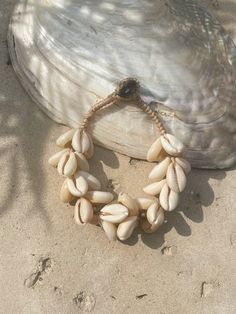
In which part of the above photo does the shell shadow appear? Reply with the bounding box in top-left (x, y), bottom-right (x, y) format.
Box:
top-left (89, 145), bottom-right (119, 200)
top-left (0, 0), bottom-right (55, 225)
top-left (122, 168), bottom-right (226, 249)
top-left (89, 136), bottom-right (227, 249)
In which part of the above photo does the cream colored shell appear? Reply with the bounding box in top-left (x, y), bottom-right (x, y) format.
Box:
top-left (8, 0), bottom-right (236, 168)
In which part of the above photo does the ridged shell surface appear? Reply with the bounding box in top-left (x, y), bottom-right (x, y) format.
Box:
top-left (8, 0), bottom-right (236, 168)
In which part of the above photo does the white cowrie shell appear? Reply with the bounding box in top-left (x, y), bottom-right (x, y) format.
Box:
top-left (161, 133), bottom-right (184, 156)
top-left (159, 183), bottom-right (179, 211)
top-left (149, 157), bottom-right (171, 181)
top-left (74, 198), bottom-right (93, 225)
top-left (166, 134), bottom-right (184, 152)
top-left (135, 197), bottom-right (157, 210)
top-left (141, 208), bottom-right (164, 233)
top-left (72, 129), bottom-right (82, 152)
top-left (166, 163), bottom-right (180, 193)
top-left (75, 152), bottom-right (90, 172)
top-left (75, 175), bottom-right (89, 194)
top-left (159, 183), bottom-right (169, 211)
top-left (80, 198), bottom-right (93, 223)
top-left (146, 202), bottom-right (160, 224)
top-left (67, 176), bottom-right (88, 197)
top-left (118, 192), bottom-right (139, 216)
top-left (175, 163), bottom-right (187, 192)
top-left (168, 190), bottom-right (179, 211)
top-left (81, 131), bottom-right (91, 153)
top-left (117, 216), bottom-right (138, 241)
top-left (101, 221), bottom-right (117, 241)
top-left (85, 191), bottom-right (114, 204)
top-left (74, 200), bottom-right (82, 225)
top-left (166, 162), bottom-right (187, 193)
top-left (161, 136), bottom-right (177, 156)
top-left (143, 179), bottom-right (166, 196)
top-left (175, 157), bottom-right (191, 175)
top-left (152, 207), bottom-right (165, 227)
top-left (147, 137), bottom-right (163, 162)
top-left (72, 129), bottom-right (91, 154)
top-left (60, 180), bottom-right (74, 203)
top-left (72, 130), bottom-right (91, 153)
top-left (48, 148), bottom-right (70, 167)
top-left (63, 152), bottom-right (78, 177)
top-left (56, 128), bottom-right (76, 147)
top-left (57, 151), bottom-right (70, 175)
top-left (84, 133), bottom-right (94, 159)
top-left (77, 171), bottom-right (101, 190)
top-left (100, 204), bottom-right (128, 224)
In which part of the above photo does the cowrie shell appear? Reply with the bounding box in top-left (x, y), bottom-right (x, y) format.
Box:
top-left (168, 189), bottom-right (179, 211)
top-left (147, 137), bottom-right (163, 162)
top-left (72, 129), bottom-right (82, 152)
top-left (85, 191), bottom-right (114, 204)
top-left (76, 171), bottom-right (101, 190)
top-left (67, 176), bottom-right (88, 197)
top-left (135, 197), bottom-right (157, 210)
top-left (166, 162), bottom-right (187, 193)
top-left (56, 128), bottom-right (76, 147)
top-left (118, 192), bottom-right (139, 216)
top-left (72, 130), bottom-right (91, 153)
top-left (146, 202), bottom-right (160, 224)
top-left (141, 207), bottom-right (164, 233)
top-left (160, 133), bottom-right (184, 156)
top-left (143, 179), bottom-right (166, 196)
top-left (60, 180), bottom-right (74, 203)
top-left (74, 198), bottom-right (93, 225)
top-left (101, 221), bottom-right (117, 241)
top-left (81, 131), bottom-right (91, 153)
top-left (159, 183), bottom-right (169, 210)
top-left (117, 216), bottom-right (138, 241)
top-left (84, 132), bottom-right (94, 159)
top-left (75, 152), bottom-right (90, 172)
top-left (149, 157), bottom-right (171, 181)
top-left (153, 207), bottom-right (164, 227)
top-left (159, 183), bottom-right (179, 211)
top-left (166, 134), bottom-right (184, 151)
top-left (63, 152), bottom-right (78, 177)
top-left (175, 157), bottom-right (191, 175)
top-left (48, 148), bottom-right (70, 167)
top-left (166, 163), bottom-right (179, 192)
top-left (175, 163), bottom-right (187, 192)
top-left (100, 204), bottom-right (128, 224)
top-left (57, 151), bottom-right (70, 175)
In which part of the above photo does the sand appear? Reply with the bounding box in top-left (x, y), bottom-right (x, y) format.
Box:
top-left (0, 1), bottom-right (236, 313)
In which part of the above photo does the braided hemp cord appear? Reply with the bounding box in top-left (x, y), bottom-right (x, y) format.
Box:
top-left (79, 93), bottom-right (116, 131)
top-left (79, 78), bottom-right (166, 136)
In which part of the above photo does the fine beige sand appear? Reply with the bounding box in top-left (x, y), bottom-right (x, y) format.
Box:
top-left (1, 1), bottom-right (236, 313)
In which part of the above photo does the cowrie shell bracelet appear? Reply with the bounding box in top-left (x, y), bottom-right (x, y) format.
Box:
top-left (49, 78), bottom-right (191, 242)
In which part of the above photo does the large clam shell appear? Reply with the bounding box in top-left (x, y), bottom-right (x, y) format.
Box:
top-left (8, 0), bottom-right (236, 168)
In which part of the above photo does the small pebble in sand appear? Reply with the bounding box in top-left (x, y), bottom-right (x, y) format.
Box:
top-left (201, 282), bottom-right (214, 297)
top-left (201, 281), bottom-right (219, 297)
top-left (161, 246), bottom-right (177, 256)
top-left (129, 158), bottom-right (140, 166)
